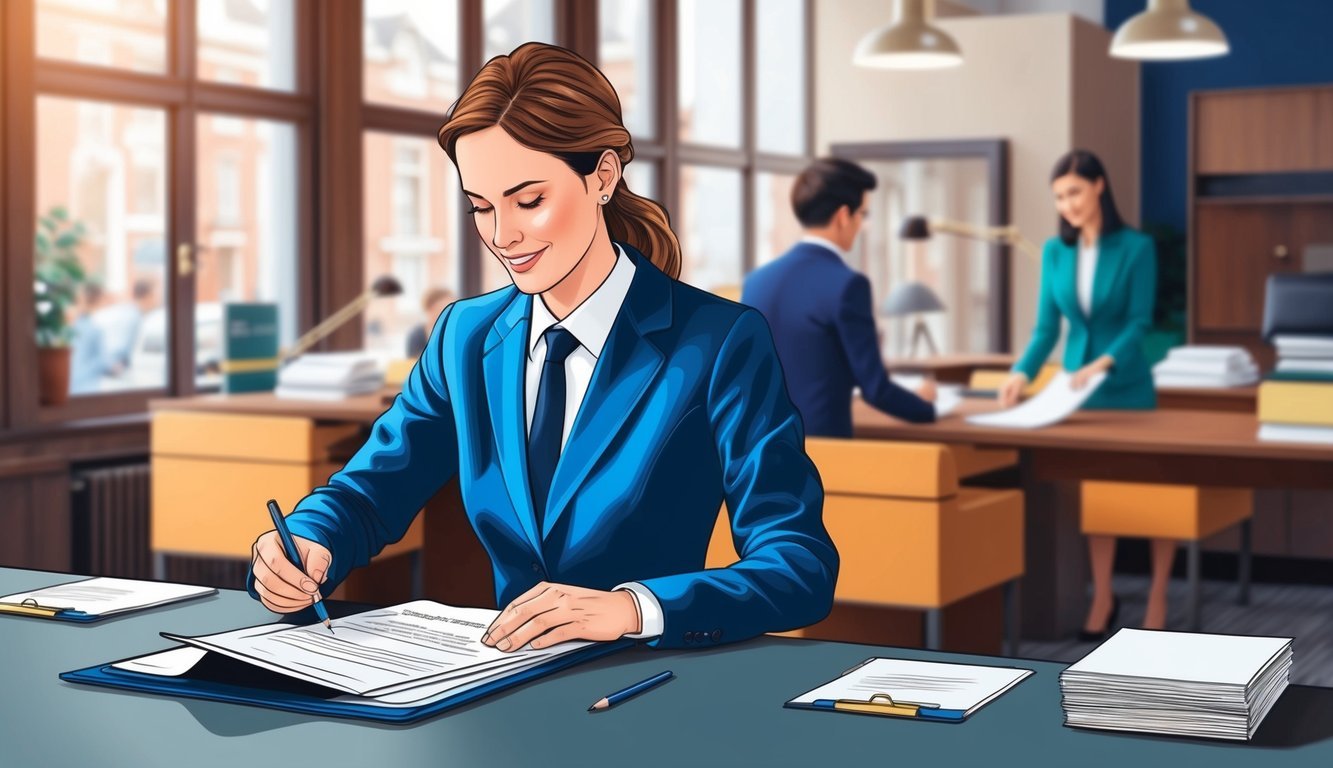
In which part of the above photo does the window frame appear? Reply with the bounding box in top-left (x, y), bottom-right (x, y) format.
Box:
top-left (2, 0), bottom-right (319, 428)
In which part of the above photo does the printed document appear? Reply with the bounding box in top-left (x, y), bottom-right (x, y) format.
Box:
top-left (161, 600), bottom-right (592, 698)
top-left (0, 577), bottom-right (215, 617)
top-left (789, 658), bottom-right (1033, 716)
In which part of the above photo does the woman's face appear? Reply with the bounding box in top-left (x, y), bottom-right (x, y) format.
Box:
top-left (455, 126), bottom-right (608, 295)
top-left (1051, 172), bottom-right (1105, 231)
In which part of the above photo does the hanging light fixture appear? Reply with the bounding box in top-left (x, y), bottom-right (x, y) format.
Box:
top-left (854, 0), bottom-right (963, 70)
top-left (1110, 0), bottom-right (1229, 61)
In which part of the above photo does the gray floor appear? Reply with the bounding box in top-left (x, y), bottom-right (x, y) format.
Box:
top-left (1019, 574), bottom-right (1333, 686)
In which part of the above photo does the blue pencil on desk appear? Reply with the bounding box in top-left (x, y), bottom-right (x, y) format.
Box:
top-left (265, 499), bottom-right (333, 634)
top-left (588, 670), bottom-right (674, 712)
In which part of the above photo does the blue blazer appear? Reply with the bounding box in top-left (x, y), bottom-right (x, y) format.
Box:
top-left (741, 242), bottom-right (935, 438)
top-left (263, 245), bottom-right (838, 649)
top-left (1013, 228), bottom-right (1157, 410)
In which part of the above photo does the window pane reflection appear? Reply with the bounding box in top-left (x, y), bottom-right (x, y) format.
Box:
top-left (364, 133), bottom-right (461, 358)
top-left (364, 0), bottom-right (461, 110)
top-left (678, 165), bottom-right (742, 292)
top-left (197, 0), bottom-right (297, 92)
top-left (196, 116), bottom-right (300, 388)
top-left (37, 0), bottom-right (167, 74)
top-left (37, 97), bottom-right (168, 397)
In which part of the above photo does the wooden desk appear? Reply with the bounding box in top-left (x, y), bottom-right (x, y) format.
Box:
top-left (1156, 385), bottom-right (1258, 413)
top-left (853, 399), bottom-right (1333, 639)
top-left (886, 353), bottom-right (1016, 384)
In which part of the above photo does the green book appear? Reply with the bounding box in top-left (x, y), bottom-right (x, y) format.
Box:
top-left (1265, 371), bottom-right (1333, 383)
top-left (222, 303), bottom-right (279, 393)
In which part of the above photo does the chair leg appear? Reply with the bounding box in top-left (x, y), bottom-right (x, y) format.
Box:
top-left (925, 609), bottom-right (942, 651)
top-left (1187, 541), bottom-right (1202, 632)
top-left (1003, 580), bottom-right (1021, 657)
top-left (153, 552), bottom-right (167, 581)
top-left (1238, 520), bottom-right (1252, 607)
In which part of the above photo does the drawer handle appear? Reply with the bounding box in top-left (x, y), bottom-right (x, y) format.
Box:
top-left (1274, 244), bottom-right (1290, 260)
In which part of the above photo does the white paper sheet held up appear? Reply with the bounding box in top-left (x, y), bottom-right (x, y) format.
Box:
top-left (788, 658), bottom-right (1033, 716)
top-left (0, 577), bottom-right (216, 617)
top-left (965, 370), bottom-right (1105, 429)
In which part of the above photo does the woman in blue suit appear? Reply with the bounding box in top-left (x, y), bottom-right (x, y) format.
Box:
top-left (999, 149), bottom-right (1162, 639)
top-left (249, 43), bottom-right (837, 652)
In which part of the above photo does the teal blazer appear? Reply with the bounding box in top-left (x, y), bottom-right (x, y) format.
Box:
top-left (1013, 228), bottom-right (1157, 410)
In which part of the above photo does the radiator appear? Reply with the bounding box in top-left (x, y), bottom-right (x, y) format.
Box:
top-left (73, 463), bottom-right (152, 580)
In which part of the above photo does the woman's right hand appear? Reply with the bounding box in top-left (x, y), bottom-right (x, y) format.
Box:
top-left (250, 530), bottom-right (332, 614)
top-left (997, 372), bottom-right (1030, 409)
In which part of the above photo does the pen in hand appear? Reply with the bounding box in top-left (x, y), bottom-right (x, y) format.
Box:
top-left (265, 499), bottom-right (334, 634)
top-left (588, 670), bottom-right (674, 712)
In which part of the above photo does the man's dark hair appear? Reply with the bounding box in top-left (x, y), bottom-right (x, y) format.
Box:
top-left (790, 158), bottom-right (877, 228)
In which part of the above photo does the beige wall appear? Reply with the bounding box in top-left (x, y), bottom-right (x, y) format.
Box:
top-left (816, 3), bottom-right (1139, 351)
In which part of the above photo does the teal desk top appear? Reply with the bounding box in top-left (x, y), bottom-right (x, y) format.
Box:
top-left (2, 567), bottom-right (1330, 767)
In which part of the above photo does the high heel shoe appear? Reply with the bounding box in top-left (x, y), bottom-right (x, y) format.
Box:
top-left (1076, 596), bottom-right (1120, 643)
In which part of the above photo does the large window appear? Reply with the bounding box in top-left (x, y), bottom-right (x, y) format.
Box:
top-left (8, 0), bottom-right (311, 425)
top-left (5, 0), bottom-right (811, 430)
top-left (665, 0), bottom-right (813, 292)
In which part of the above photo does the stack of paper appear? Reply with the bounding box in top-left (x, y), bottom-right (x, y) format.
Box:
top-left (275, 352), bottom-right (384, 400)
top-left (1258, 336), bottom-right (1333, 444)
top-left (1153, 346), bottom-right (1259, 388)
top-left (1060, 629), bottom-right (1293, 741)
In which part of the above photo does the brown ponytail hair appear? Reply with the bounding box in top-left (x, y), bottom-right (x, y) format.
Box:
top-left (438, 42), bottom-right (681, 279)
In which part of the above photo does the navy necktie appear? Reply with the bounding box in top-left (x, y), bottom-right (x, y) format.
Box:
top-left (529, 326), bottom-right (581, 534)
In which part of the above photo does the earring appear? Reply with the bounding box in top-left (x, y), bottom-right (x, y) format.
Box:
top-left (601, 195), bottom-right (610, 203)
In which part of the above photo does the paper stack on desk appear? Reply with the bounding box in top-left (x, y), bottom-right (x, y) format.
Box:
top-left (275, 352), bottom-right (384, 400)
top-left (1153, 345), bottom-right (1259, 388)
top-left (1059, 629), bottom-right (1292, 741)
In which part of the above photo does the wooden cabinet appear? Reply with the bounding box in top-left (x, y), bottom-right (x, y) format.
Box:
top-left (1195, 87), bottom-right (1333, 174)
top-left (1189, 85), bottom-right (1333, 369)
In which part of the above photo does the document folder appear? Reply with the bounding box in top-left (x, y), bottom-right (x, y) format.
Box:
top-left (61, 638), bottom-right (633, 724)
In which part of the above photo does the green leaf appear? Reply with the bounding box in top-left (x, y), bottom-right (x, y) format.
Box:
top-left (55, 232), bottom-right (80, 249)
top-left (51, 206), bottom-right (69, 221)
top-left (35, 232), bottom-right (51, 254)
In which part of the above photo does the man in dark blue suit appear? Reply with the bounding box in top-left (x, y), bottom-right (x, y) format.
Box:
top-left (743, 158), bottom-right (936, 437)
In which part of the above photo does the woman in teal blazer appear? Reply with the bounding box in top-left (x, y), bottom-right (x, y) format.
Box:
top-left (1000, 150), bottom-right (1166, 640)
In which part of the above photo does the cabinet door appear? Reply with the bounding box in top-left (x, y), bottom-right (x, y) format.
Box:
top-left (1194, 205), bottom-right (1296, 332)
top-left (1196, 88), bottom-right (1333, 174)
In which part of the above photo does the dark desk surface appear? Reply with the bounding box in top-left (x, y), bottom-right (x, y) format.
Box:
top-left (3, 568), bottom-right (1332, 767)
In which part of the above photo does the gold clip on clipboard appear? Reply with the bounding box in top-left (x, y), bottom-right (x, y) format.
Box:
top-left (0, 598), bottom-right (71, 618)
top-left (828, 694), bottom-right (927, 717)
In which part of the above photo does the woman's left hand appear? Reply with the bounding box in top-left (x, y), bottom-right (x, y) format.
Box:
top-left (1071, 356), bottom-right (1113, 390)
top-left (481, 582), bottom-right (641, 651)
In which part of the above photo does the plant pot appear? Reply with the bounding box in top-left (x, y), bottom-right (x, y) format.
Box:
top-left (38, 346), bottom-right (72, 406)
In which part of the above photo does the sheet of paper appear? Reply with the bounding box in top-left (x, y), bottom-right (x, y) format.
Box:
top-left (965, 370), bottom-right (1105, 429)
top-left (112, 647), bottom-right (209, 677)
top-left (163, 600), bottom-right (591, 698)
top-left (933, 385), bottom-right (963, 418)
top-left (888, 376), bottom-right (962, 418)
top-left (0, 577), bottom-right (215, 616)
top-left (1063, 629), bottom-right (1292, 686)
top-left (789, 658), bottom-right (1033, 715)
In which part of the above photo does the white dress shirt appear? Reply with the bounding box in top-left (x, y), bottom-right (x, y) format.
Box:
top-left (1077, 240), bottom-right (1098, 317)
top-left (523, 245), bottom-right (664, 639)
top-left (799, 234), bottom-right (849, 260)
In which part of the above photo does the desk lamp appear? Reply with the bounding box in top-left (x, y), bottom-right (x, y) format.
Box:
top-left (899, 216), bottom-right (1040, 262)
top-left (883, 282), bottom-right (945, 358)
top-left (282, 275), bottom-right (403, 363)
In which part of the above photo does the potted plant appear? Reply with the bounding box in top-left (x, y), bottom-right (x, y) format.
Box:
top-left (34, 206), bottom-right (88, 406)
